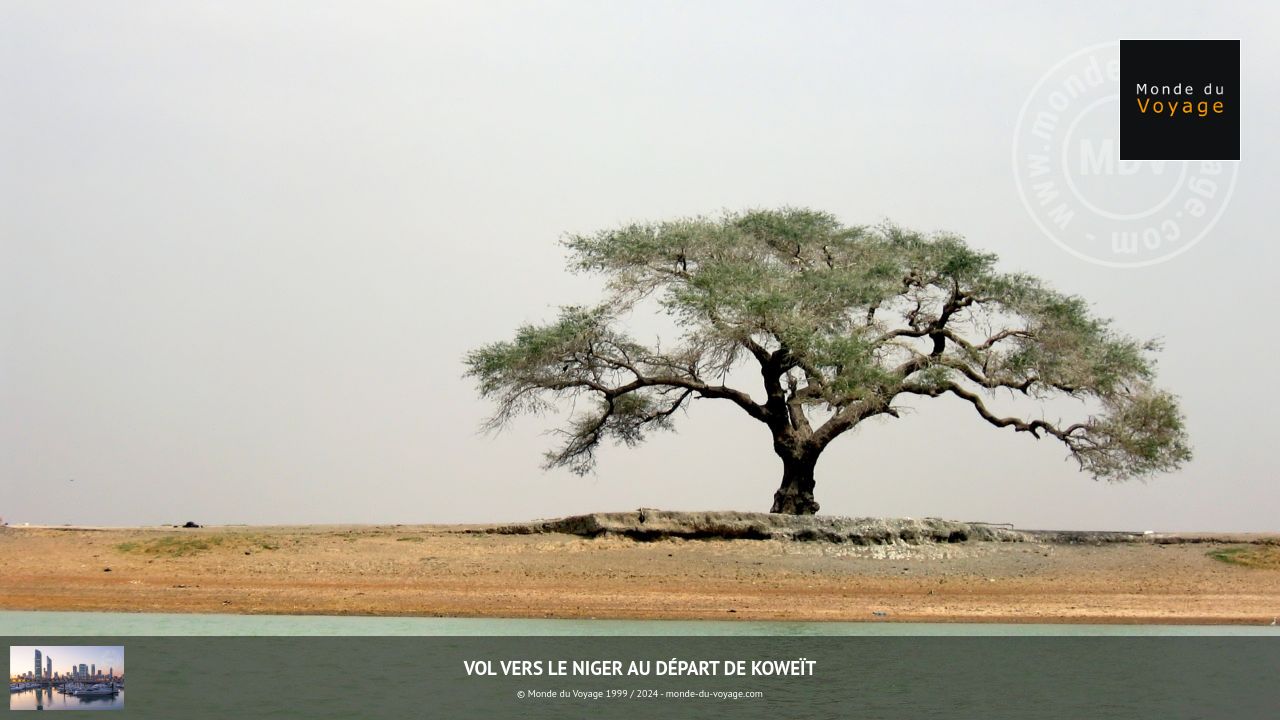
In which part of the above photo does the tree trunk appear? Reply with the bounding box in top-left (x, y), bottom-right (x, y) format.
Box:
top-left (770, 453), bottom-right (820, 515)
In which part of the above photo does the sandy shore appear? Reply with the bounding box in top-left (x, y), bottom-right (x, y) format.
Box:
top-left (1, 524), bottom-right (1278, 624)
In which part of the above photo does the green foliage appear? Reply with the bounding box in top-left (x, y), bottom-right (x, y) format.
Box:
top-left (114, 534), bottom-right (282, 557)
top-left (1207, 545), bottom-right (1280, 569)
top-left (543, 392), bottom-right (684, 475)
top-left (466, 208), bottom-right (1191, 484)
top-left (1073, 387), bottom-right (1192, 479)
top-left (115, 535), bottom-right (227, 557)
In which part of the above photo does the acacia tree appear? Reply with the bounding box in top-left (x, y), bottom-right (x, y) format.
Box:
top-left (465, 209), bottom-right (1190, 515)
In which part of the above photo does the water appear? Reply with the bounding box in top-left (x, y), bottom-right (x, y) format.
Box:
top-left (1, 610), bottom-right (1274, 636)
top-left (9, 686), bottom-right (124, 712)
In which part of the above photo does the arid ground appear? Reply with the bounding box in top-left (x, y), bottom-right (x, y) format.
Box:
top-left (2, 524), bottom-right (1278, 624)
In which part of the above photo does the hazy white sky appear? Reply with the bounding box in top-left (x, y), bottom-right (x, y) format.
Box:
top-left (3, 1), bottom-right (1277, 530)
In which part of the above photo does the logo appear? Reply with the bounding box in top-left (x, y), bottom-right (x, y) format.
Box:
top-left (1013, 42), bottom-right (1238, 267)
top-left (1120, 40), bottom-right (1239, 160)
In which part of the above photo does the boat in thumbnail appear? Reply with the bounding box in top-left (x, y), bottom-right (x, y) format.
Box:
top-left (64, 682), bottom-right (119, 697)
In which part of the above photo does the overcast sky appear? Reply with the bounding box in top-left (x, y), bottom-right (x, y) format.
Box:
top-left (3, 1), bottom-right (1277, 530)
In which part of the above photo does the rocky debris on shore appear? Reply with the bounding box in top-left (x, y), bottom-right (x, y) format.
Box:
top-left (484, 510), bottom-right (1031, 544)
top-left (1021, 529), bottom-right (1149, 544)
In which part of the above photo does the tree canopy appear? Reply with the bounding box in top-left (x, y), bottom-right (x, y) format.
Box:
top-left (465, 208), bottom-right (1191, 514)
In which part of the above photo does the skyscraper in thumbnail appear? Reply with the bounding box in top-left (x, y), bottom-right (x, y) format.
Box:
top-left (34, 649), bottom-right (42, 681)
top-left (47, 656), bottom-right (52, 679)
top-left (92, 664), bottom-right (96, 677)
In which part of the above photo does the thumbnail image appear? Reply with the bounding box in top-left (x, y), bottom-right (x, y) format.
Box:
top-left (9, 646), bottom-right (123, 711)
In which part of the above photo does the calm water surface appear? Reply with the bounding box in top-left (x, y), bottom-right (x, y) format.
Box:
top-left (1, 611), bottom-right (1275, 636)
top-left (9, 686), bottom-right (124, 712)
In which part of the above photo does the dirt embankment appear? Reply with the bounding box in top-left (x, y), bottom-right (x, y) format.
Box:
top-left (1, 514), bottom-right (1277, 624)
top-left (488, 510), bottom-right (1028, 543)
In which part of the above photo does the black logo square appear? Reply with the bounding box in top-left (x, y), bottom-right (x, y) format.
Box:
top-left (1120, 40), bottom-right (1239, 160)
